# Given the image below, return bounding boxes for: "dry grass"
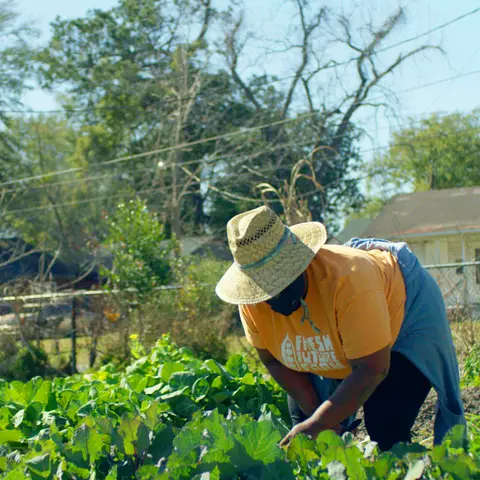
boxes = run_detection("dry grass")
[450,318,480,361]
[40,332,121,371]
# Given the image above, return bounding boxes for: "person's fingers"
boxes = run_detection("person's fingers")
[279,433,292,447]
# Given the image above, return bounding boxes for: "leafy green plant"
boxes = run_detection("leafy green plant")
[0,335,479,479]
[101,199,177,299]
[0,344,48,382]
[462,344,480,387]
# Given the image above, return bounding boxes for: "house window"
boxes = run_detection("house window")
[476,249,480,285]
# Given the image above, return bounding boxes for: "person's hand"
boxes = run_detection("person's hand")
[279,418,338,447]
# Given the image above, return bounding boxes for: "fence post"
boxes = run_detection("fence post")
[71,296,77,374]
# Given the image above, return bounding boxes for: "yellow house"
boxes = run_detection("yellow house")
[363,187,480,310]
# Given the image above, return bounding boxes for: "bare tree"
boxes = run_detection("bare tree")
[217,2,440,227]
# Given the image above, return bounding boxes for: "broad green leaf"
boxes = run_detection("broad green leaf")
[170,371,198,390]
[159,362,185,382]
[57,390,75,410]
[343,447,367,480]
[0,429,24,443]
[204,360,222,375]
[210,376,223,390]
[32,380,51,406]
[148,424,174,462]
[226,355,248,378]
[286,435,319,472]
[192,378,210,398]
[144,383,164,396]
[444,424,468,449]
[3,467,26,480]
[259,460,296,479]
[390,442,427,458]
[437,455,474,479]
[72,423,105,462]
[371,452,397,477]
[240,373,256,386]
[235,420,282,464]
[105,465,118,480]
[258,409,289,437]
[26,453,51,478]
[136,422,151,457]
[6,381,27,405]
[167,394,197,418]
[173,425,203,456]
[119,417,141,456]
[136,464,162,479]
[127,374,149,394]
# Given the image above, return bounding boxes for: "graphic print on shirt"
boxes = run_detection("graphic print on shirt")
[281,334,345,371]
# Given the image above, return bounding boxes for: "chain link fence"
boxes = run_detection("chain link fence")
[0,261,478,374]
[424,262,480,319]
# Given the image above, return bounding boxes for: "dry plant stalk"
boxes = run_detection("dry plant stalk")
[256,153,324,226]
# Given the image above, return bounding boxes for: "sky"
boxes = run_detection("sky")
[16,0,480,177]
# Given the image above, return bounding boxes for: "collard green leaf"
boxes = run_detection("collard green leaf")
[159,362,185,382]
[72,423,105,462]
[0,429,24,443]
[26,453,51,478]
[235,420,282,464]
[118,417,141,456]
[226,355,248,378]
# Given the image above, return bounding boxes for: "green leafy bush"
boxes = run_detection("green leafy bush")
[101,199,177,298]
[140,256,235,363]
[0,344,48,382]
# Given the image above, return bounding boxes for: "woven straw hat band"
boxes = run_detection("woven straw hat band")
[227,206,286,267]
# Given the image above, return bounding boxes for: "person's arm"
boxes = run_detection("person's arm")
[279,345,390,445]
[256,347,321,416]
[309,344,390,429]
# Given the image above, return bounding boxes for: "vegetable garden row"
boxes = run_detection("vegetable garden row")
[0,335,479,479]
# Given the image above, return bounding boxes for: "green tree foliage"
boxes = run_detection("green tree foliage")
[34,0,434,236]
[2,116,120,274]
[101,199,176,298]
[0,0,37,153]
[0,1,37,114]
[369,111,480,195]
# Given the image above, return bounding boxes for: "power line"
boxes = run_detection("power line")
[2,6,479,117]
[2,64,480,195]
[0,139,313,194]
[0,114,314,188]
[377,6,480,53]
[4,119,480,197]
[6,122,476,215]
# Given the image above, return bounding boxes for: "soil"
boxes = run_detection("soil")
[353,386,480,445]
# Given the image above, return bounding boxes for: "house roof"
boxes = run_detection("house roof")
[363,186,480,238]
[334,219,371,244]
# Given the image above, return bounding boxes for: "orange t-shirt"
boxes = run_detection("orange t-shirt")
[239,245,407,379]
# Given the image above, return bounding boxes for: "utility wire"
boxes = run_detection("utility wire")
[3,120,480,196]
[2,66,480,192]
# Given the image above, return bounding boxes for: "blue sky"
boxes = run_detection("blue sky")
[18,0,480,161]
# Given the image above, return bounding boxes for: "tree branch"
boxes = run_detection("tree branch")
[224,14,262,111]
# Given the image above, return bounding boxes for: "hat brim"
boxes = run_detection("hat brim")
[215,222,327,305]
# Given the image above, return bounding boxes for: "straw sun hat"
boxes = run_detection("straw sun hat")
[215,206,327,305]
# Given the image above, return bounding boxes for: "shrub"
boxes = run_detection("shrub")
[0,344,48,382]
[138,255,235,363]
